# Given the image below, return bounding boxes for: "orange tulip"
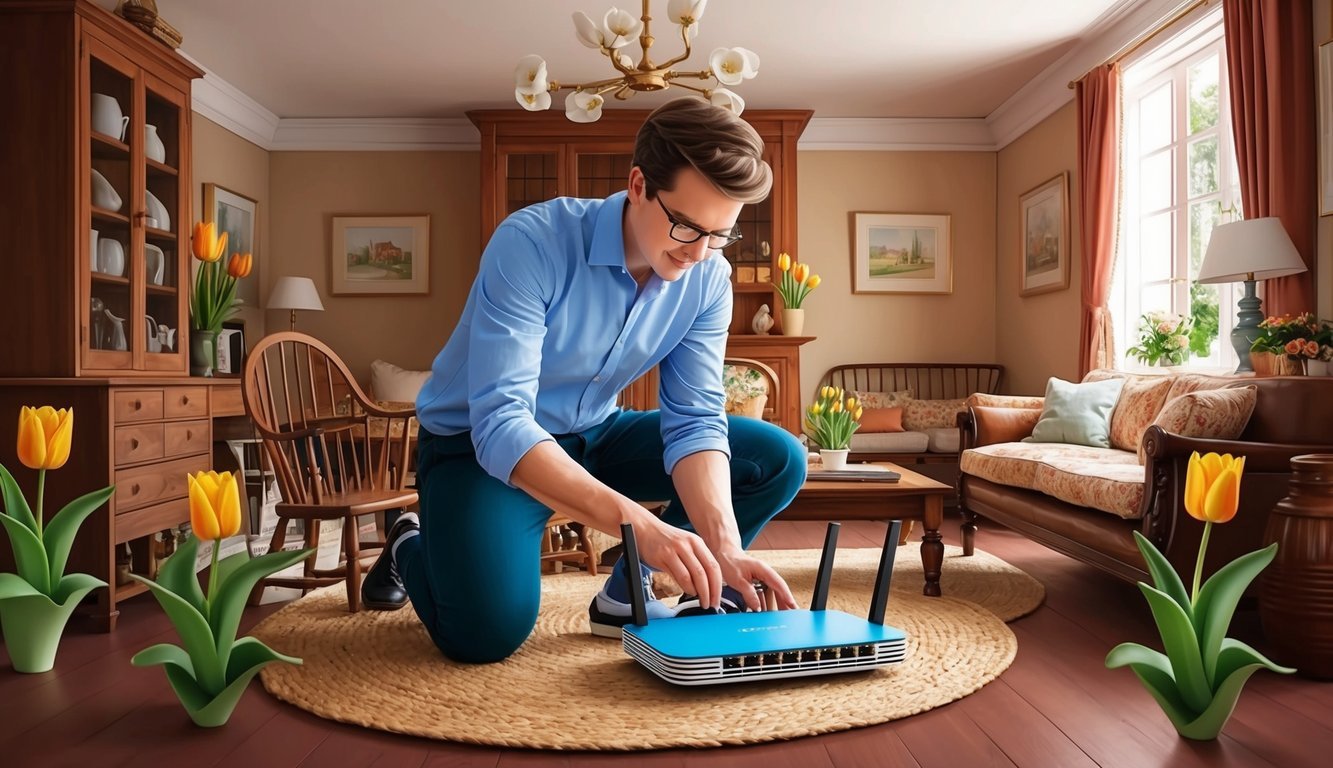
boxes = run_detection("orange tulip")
[1183,451,1244,524]
[17,406,73,470]
[227,252,252,279]
[187,471,242,541]
[191,221,228,263]
[777,252,791,272]
[792,262,809,284]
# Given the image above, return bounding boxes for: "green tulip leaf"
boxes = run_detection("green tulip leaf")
[210,547,312,670]
[0,571,43,601]
[0,463,38,534]
[181,647,287,728]
[157,535,207,616]
[1174,656,1275,741]
[1195,543,1277,686]
[1139,581,1212,713]
[132,642,197,680]
[215,549,252,587]
[1132,530,1192,621]
[127,574,224,695]
[226,635,302,682]
[51,572,106,607]
[1214,637,1295,681]
[43,485,114,589]
[0,510,51,594]
[1106,641,1198,729]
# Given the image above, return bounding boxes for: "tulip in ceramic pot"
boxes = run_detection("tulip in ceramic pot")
[820,448,850,471]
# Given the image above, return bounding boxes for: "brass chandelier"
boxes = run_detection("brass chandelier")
[514,1,759,122]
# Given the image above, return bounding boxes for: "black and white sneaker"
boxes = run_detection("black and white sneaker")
[361,512,419,611]
[674,585,750,617]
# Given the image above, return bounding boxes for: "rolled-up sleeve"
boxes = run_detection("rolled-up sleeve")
[467,225,557,485]
[657,273,732,474]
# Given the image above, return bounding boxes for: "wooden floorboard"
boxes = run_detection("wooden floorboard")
[3,517,1331,767]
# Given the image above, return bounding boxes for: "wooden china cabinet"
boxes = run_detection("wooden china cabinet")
[469,109,814,433]
[0,0,240,631]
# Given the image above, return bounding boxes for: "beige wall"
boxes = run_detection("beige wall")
[192,115,271,340]
[793,151,998,399]
[267,151,480,385]
[994,101,1081,396]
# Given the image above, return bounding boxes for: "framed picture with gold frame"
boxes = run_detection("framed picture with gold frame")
[1019,172,1071,297]
[849,212,953,294]
[330,215,431,296]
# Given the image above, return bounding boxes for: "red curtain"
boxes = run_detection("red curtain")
[1077,63,1121,378]
[1223,0,1316,316]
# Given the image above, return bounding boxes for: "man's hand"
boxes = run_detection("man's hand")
[630,514,724,609]
[715,544,798,612]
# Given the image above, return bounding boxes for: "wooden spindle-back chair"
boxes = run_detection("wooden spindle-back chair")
[241,332,418,611]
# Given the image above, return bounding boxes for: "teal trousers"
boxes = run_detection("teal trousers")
[396,409,807,663]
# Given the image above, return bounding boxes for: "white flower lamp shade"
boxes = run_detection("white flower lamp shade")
[267,276,324,331]
[1197,217,1307,372]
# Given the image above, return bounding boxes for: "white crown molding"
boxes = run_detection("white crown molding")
[181,51,281,150]
[799,117,995,151]
[269,118,479,151]
[986,0,1204,150]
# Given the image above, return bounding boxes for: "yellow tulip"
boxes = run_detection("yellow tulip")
[846,396,858,410]
[191,221,228,263]
[854,406,864,420]
[831,399,844,413]
[806,275,821,290]
[820,385,835,400]
[778,252,791,272]
[809,402,824,415]
[188,471,242,541]
[792,262,809,284]
[1184,452,1245,524]
[17,406,73,470]
[227,252,253,279]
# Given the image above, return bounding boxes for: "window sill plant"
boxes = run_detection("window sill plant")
[1126,311,1193,367]
[1105,452,1294,740]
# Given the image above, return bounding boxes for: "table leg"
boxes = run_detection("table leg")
[921,495,944,597]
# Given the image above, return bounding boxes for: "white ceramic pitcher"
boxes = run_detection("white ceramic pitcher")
[91,93,128,141]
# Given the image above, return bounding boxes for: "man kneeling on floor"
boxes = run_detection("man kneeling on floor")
[359,98,806,662]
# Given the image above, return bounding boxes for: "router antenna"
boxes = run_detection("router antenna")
[810,522,840,611]
[868,520,902,625]
[620,523,649,626]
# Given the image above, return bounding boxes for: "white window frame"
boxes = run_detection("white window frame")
[1112,9,1242,372]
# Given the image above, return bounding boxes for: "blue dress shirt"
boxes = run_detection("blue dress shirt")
[415,191,733,485]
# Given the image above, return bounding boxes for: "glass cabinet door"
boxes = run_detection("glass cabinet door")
[85,39,137,372]
[141,72,187,372]
[501,147,564,220]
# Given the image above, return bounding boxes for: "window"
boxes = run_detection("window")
[1112,10,1241,370]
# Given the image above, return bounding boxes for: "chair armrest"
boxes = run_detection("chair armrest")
[960,405,1041,449]
[359,400,418,419]
[1141,425,1333,473]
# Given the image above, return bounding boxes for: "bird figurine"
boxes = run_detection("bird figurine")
[751,303,775,335]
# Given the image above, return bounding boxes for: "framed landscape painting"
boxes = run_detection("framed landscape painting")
[330,215,430,295]
[850,212,952,294]
[1019,173,1070,297]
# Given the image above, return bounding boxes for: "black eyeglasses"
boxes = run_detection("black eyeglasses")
[656,197,743,249]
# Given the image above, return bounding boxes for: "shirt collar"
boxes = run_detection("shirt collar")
[589,190,629,268]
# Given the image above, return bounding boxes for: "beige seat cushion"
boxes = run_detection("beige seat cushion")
[1034,459,1146,519]
[925,427,960,453]
[961,442,1137,494]
[848,431,930,453]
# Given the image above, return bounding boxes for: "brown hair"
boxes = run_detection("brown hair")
[633,98,772,204]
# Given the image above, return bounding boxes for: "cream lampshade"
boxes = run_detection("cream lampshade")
[267,276,324,331]
[1196,217,1307,372]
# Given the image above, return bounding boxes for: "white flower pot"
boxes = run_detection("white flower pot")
[781,308,805,337]
[820,448,849,471]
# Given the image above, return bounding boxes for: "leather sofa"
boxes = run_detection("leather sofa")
[957,374,1333,585]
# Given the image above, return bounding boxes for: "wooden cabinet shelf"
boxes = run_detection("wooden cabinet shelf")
[91,133,129,158]
[145,283,177,296]
[145,225,175,240]
[93,207,130,224]
[92,272,130,286]
[146,158,177,176]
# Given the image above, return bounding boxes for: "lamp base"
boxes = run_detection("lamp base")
[1231,279,1263,373]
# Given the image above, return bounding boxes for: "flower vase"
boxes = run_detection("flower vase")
[0,577,104,673]
[190,329,215,377]
[781,308,805,337]
[1277,356,1307,376]
[820,448,849,471]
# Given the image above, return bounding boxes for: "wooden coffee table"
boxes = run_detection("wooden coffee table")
[779,462,953,597]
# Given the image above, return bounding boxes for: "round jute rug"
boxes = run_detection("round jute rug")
[253,544,1043,750]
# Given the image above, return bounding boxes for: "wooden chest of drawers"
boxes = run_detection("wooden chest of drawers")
[0,378,243,631]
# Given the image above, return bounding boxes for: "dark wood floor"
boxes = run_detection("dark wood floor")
[3,517,1331,768]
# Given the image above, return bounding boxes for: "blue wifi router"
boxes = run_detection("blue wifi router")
[618,520,909,686]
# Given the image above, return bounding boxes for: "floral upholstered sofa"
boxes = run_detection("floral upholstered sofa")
[958,370,1333,584]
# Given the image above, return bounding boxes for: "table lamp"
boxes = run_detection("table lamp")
[267,276,324,331]
[1196,217,1307,372]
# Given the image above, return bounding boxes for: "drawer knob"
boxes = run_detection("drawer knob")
[181,396,190,405]
[130,438,139,449]
[185,429,194,440]
[134,400,142,410]
[131,483,141,495]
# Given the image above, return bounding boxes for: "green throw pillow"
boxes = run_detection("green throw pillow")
[1023,377,1125,448]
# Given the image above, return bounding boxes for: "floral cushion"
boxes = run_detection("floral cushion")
[852,388,914,409]
[1108,376,1174,453]
[960,442,1133,490]
[1164,373,1234,401]
[1141,385,1258,462]
[902,398,968,431]
[1034,459,1146,519]
[965,393,1045,410]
